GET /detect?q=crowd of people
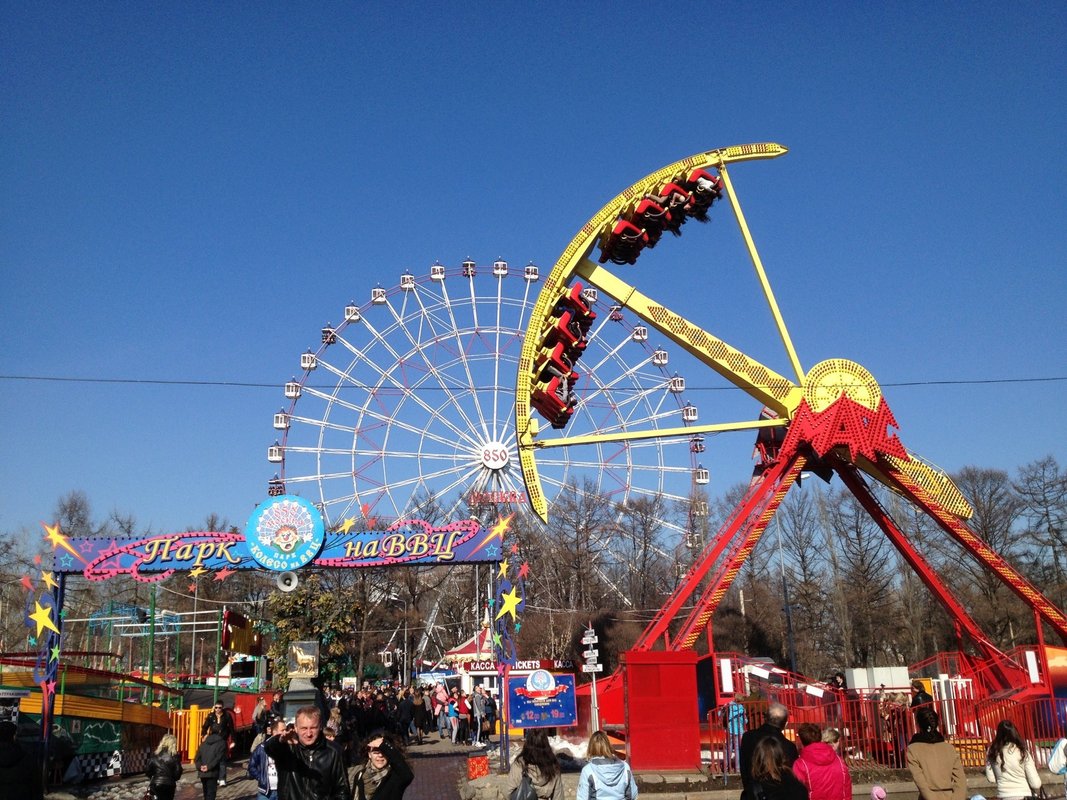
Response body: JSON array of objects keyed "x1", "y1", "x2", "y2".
[
  {"x1": 317, "y1": 682, "x2": 500, "y2": 754},
  {"x1": 731, "y1": 697, "x2": 1048, "y2": 800},
  {"x1": 144, "y1": 679, "x2": 1062, "y2": 800}
]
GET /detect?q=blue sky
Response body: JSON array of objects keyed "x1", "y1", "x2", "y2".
[{"x1": 2, "y1": 2, "x2": 1065, "y2": 540}]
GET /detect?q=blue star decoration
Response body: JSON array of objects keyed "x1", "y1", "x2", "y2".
[
  {"x1": 58, "y1": 553, "x2": 74, "y2": 569},
  {"x1": 485, "y1": 544, "x2": 500, "y2": 559}
]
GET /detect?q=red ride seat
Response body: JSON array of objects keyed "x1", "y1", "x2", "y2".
[{"x1": 598, "y1": 219, "x2": 649, "y2": 265}]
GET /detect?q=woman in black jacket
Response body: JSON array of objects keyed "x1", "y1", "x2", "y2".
[
  {"x1": 749, "y1": 736, "x2": 809, "y2": 800},
  {"x1": 353, "y1": 731, "x2": 413, "y2": 800},
  {"x1": 145, "y1": 734, "x2": 183, "y2": 800}
]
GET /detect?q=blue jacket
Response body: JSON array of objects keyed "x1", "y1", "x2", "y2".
[
  {"x1": 723, "y1": 701, "x2": 748, "y2": 735},
  {"x1": 577, "y1": 758, "x2": 638, "y2": 800},
  {"x1": 247, "y1": 742, "x2": 276, "y2": 797}
]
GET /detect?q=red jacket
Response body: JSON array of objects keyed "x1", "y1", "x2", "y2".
[{"x1": 794, "y1": 742, "x2": 851, "y2": 800}]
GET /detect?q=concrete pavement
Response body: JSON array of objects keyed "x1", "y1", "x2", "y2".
[{"x1": 46, "y1": 734, "x2": 487, "y2": 800}]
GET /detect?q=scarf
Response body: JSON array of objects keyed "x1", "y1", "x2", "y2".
[{"x1": 361, "y1": 761, "x2": 391, "y2": 800}]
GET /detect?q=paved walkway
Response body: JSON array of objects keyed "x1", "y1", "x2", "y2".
[{"x1": 46, "y1": 735, "x2": 490, "y2": 800}]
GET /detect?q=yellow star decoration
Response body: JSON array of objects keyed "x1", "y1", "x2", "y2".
[
  {"x1": 495, "y1": 585, "x2": 522, "y2": 622},
  {"x1": 43, "y1": 523, "x2": 65, "y2": 548},
  {"x1": 339, "y1": 517, "x2": 356, "y2": 534},
  {"x1": 30, "y1": 599, "x2": 60, "y2": 637},
  {"x1": 497, "y1": 558, "x2": 509, "y2": 579},
  {"x1": 42, "y1": 522, "x2": 84, "y2": 562},
  {"x1": 490, "y1": 514, "x2": 512, "y2": 538},
  {"x1": 189, "y1": 566, "x2": 207, "y2": 578},
  {"x1": 41, "y1": 571, "x2": 59, "y2": 592}
]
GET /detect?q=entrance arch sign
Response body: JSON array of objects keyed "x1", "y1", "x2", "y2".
[{"x1": 59, "y1": 502, "x2": 506, "y2": 583}]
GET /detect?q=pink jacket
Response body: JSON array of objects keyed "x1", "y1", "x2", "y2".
[{"x1": 794, "y1": 742, "x2": 852, "y2": 800}]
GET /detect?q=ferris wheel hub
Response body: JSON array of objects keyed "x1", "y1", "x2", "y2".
[{"x1": 479, "y1": 441, "x2": 511, "y2": 471}]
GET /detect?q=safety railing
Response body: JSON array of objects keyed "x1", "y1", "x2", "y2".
[{"x1": 706, "y1": 691, "x2": 1063, "y2": 773}]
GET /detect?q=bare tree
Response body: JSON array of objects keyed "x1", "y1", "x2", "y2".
[
  {"x1": 948, "y1": 466, "x2": 1029, "y2": 648},
  {"x1": 1015, "y1": 456, "x2": 1067, "y2": 609},
  {"x1": 778, "y1": 489, "x2": 838, "y2": 678},
  {"x1": 54, "y1": 490, "x2": 97, "y2": 537},
  {"x1": 546, "y1": 480, "x2": 616, "y2": 610},
  {"x1": 825, "y1": 489, "x2": 899, "y2": 665},
  {"x1": 615, "y1": 494, "x2": 673, "y2": 609}
]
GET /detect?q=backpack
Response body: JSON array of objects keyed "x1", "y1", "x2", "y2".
[{"x1": 1049, "y1": 738, "x2": 1067, "y2": 775}]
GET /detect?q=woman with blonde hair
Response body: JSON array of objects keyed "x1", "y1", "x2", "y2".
[
  {"x1": 145, "y1": 733, "x2": 183, "y2": 800},
  {"x1": 577, "y1": 730, "x2": 638, "y2": 800}
]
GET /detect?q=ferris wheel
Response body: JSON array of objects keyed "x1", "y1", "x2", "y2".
[{"x1": 265, "y1": 259, "x2": 701, "y2": 547}]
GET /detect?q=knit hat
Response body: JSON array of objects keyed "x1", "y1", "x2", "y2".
[{"x1": 871, "y1": 786, "x2": 887, "y2": 800}]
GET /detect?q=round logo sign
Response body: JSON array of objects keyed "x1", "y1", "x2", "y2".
[
  {"x1": 245, "y1": 495, "x2": 325, "y2": 572},
  {"x1": 480, "y1": 442, "x2": 510, "y2": 470},
  {"x1": 526, "y1": 669, "x2": 556, "y2": 694}
]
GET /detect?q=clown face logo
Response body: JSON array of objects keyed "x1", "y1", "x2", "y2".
[
  {"x1": 245, "y1": 496, "x2": 325, "y2": 571},
  {"x1": 270, "y1": 524, "x2": 301, "y2": 553}
]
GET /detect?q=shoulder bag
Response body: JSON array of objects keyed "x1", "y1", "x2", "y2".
[{"x1": 511, "y1": 766, "x2": 537, "y2": 800}]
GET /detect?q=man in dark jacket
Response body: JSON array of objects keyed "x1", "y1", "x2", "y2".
[
  {"x1": 270, "y1": 690, "x2": 286, "y2": 721},
  {"x1": 740, "y1": 701, "x2": 797, "y2": 794},
  {"x1": 910, "y1": 679, "x2": 934, "y2": 710},
  {"x1": 201, "y1": 702, "x2": 234, "y2": 785},
  {"x1": 265, "y1": 705, "x2": 350, "y2": 800},
  {"x1": 0, "y1": 720, "x2": 42, "y2": 800},
  {"x1": 194, "y1": 731, "x2": 227, "y2": 800}
]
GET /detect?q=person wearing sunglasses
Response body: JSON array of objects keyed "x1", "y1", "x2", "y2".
[{"x1": 353, "y1": 732, "x2": 413, "y2": 800}]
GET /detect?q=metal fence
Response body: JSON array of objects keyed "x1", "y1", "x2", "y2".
[{"x1": 705, "y1": 691, "x2": 1066, "y2": 773}]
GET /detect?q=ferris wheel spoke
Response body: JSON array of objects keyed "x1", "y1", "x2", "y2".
[
  {"x1": 433, "y1": 282, "x2": 494, "y2": 440},
  {"x1": 336, "y1": 322, "x2": 471, "y2": 436},
  {"x1": 400, "y1": 461, "x2": 485, "y2": 508},
  {"x1": 370, "y1": 468, "x2": 464, "y2": 500},
  {"x1": 287, "y1": 414, "x2": 357, "y2": 435},
  {"x1": 515, "y1": 274, "x2": 537, "y2": 334},
  {"x1": 315, "y1": 355, "x2": 481, "y2": 451},
  {"x1": 326, "y1": 391, "x2": 470, "y2": 453},
  {"x1": 390, "y1": 286, "x2": 494, "y2": 443},
  {"x1": 402, "y1": 357, "x2": 494, "y2": 449},
  {"x1": 492, "y1": 275, "x2": 508, "y2": 433}
]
